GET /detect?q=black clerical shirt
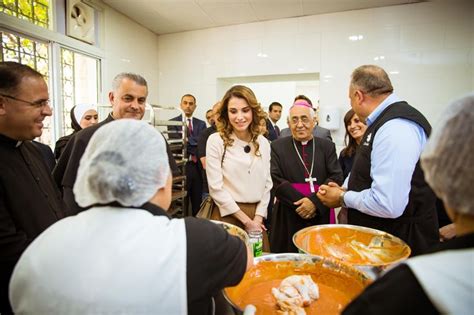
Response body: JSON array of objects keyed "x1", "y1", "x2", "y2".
[{"x1": 0, "y1": 134, "x2": 66, "y2": 313}]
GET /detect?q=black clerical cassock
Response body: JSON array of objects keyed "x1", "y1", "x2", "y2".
[
  {"x1": 270, "y1": 136, "x2": 343, "y2": 252},
  {"x1": 1, "y1": 134, "x2": 66, "y2": 312}
]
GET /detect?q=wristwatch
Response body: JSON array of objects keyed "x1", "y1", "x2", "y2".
[{"x1": 339, "y1": 191, "x2": 347, "y2": 208}]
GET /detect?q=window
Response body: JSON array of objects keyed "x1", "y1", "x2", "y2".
[
  {"x1": 0, "y1": 30, "x2": 53, "y2": 145},
  {"x1": 1, "y1": 0, "x2": 102, "y2": 147},
  {"x1": 60, "y1": 47, "x2": 100, "y2": 136},
  {"x1": 0, "y1": 31, "x2": 49, "y2": 78},
  {"x1": 0, "y1": 0, "x2": 50, "y2": 29}
]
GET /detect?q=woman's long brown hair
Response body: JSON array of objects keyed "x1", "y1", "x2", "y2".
[
  {"x1": 341, "y1": 109, "x2": 360, "y2": 158},
  {"x1": 216, "y1": 85, "x2": 266, "y2": 156}
]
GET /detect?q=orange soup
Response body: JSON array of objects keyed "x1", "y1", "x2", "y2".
[
  {"x1": 294, "y1": 226, "x2": 410, "y2": 266},
  {"x1": 225, "y1": 260, "x2": 369, "y2": 315}
]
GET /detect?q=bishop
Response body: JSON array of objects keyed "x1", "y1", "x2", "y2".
[{"x1": 269, "y1": 99, "x2": 343, "y2": 253}]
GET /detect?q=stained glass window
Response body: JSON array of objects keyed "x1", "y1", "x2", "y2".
[
  {"x1": 0, "y1": 0, "x2": 50, "y2": 29},
  {"x1": 0, "y1": 30, "x2": 53, "y2": 145}
]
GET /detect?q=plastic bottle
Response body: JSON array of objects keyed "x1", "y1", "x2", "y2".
[{"x1": 249, "y1": 230, "x2": 263, "y2": 257}]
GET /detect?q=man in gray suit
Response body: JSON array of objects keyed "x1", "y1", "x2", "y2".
[{"x1": 280, "y1": 95, "x2": 332, "y2": 141}]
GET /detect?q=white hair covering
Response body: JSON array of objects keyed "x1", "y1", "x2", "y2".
[
  {"x1": 74, "y1": 119, "x2": 170, "y2": 207},
  {"x1": 421, "y1": 93, "x2": 474, "y2": 215},
  {"x1": 73, "y1": 103, "x2": 97, "y2": 124}
]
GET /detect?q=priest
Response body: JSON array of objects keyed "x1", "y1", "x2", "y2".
[
  {"x1": 0, "y1": 62, "x2": 66, "y2": 313},
  {"x1": 270, "y1": 99, "x2": 343, "y2": 252}
]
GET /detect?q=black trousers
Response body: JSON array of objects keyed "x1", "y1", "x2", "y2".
[{"x1": 186, "y1": 161, "x2": 203, "y2": 216}]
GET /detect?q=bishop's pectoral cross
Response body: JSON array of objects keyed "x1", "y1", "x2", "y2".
[{"x1": 305, "y1": 176, "x2": 317, "y2": 193}]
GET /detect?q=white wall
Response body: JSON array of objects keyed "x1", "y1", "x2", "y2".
[
  {"x1": 157, "y1": 0, "x2": 473, "y2": 145},
  {"x1": 100, "y1": 3, "x2": 160, "y2": 105}
]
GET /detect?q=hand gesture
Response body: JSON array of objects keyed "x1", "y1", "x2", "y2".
[
  {"x1": 294, "y1": 197, "x2": 316, "y2": 220},
  {"x1": 317, "y1": 182, "x2": 344, "y2": 208}
]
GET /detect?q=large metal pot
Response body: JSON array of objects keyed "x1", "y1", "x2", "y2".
[
  {"x1": 224, "y1": 253, "x2": 371, "y2": 314},
  {"x1": 211, "y1": 220, "x2": 250, "y2": 246},
  {"x1": 293, "y1": 224, "x2": 411, "y2": 278}
]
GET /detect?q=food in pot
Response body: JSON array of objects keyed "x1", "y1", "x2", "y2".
[
  {"x1": 294, "y1": 225, "x2": 410, "y2": 266},
  {"x1": 271, "y1": 275, "x2": 319, "y2": 314},
  {"x1": 225, "y1": 255, "x2": 370, "y2": 315}
]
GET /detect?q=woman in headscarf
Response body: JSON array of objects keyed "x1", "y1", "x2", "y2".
[
  {"x1": 54, "y1": 103, "x2": 98, "y2": 160},
  {"x1": 10, "y1": 119, "x2": 251, "y2": 314},
  {"x1": 342, "y1": 94, "x2": 474, "y2": 315}
]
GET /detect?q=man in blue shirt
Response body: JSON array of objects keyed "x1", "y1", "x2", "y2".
[{"x1": 317, "y1": 65, "x2": 438, "y2": 255}]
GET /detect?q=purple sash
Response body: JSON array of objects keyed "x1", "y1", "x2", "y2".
[{"x1": 291, "y1": 183, "x2": 336, "y2": 224}]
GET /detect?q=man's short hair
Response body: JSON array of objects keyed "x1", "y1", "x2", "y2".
[
  {"x1": 269, "y1": 102, "x2": 282, "y2": 112},
  {"x1": 0, "y1": 62, "x2": 43, "y2": 95},
  {"x1": 112, "y1": 73, "x2": 148, "y2": 91},
  {"x1": 351, "y1": 65, "x2": 393, "y2": 97},
  {"x1": 181, "y1": 94, "x2": 196, "y2": 104},
  {"x1": 294, "y1": 95, "x2": 313, "y2": 106}
]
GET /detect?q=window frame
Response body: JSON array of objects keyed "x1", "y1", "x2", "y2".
[
  {"x1": 0, "y1": 3, "x2": 104, "y2": 146},
  {"x1": 58, "y1": 45, "x2": 101, "y2": 137},
  {"x1": 0, "y1": 0, "x2": 52, "y2": 29}
]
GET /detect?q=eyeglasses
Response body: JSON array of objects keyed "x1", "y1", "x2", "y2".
[
  {"x1": 0, "y1": 93, "x2": 50, "y2": 108},
  {"x1": 290, "y1": 116, "x2": 312, "y2": 125}
]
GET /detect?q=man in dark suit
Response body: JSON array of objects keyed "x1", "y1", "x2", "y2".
[
  {"x1": 197, "y1": 102, "x2": 220, "y2": 198},
  {"x1": 205, "y1": 109, "x2": 214, "y2": 126},
  {"x1": 169, "y1": 94, "x2": 207, "y2": 216},
  {"x1": 265, "y1": 101, "x2": 282, "y2": 141},
  {"x1": 280, "y1": 95, "x2": 332, "y2": 141}
]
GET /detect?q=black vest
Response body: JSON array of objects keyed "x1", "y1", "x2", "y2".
[{"x1": 348, "y1": 101, "x2": 439, "y2": 256}]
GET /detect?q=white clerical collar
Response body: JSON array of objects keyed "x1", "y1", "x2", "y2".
[{"x1": 297, "y1": 137, "x2": 313, "y2": 146}]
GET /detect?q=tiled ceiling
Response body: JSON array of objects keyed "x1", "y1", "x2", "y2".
[{"x1": 102, "y1": 0, "x2": 424, "y2": 35}]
